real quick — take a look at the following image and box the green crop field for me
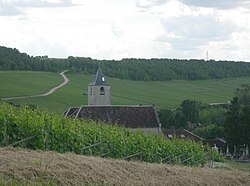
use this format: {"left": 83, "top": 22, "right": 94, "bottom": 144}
{"left": 1, "top": 71, "right": 250, "bottom": 113}
{"left": 0, "top": 71, "right": 62, "bottom": 97}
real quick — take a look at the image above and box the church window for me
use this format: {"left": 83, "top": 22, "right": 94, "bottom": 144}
{"left": 90, "top": 87, "right": 92, "bottom": 95}
{"left": 100, "top": 87, "right": 105, "bottom": 95}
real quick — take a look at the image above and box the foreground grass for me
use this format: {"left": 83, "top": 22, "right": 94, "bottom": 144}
{"left": 0, "top": 148, "right": 249, "bottom": 186}
{"left": 1, "top": 71, "right": 250, "bottom": 112}
{"left": 228, "top": 161, "right": 250, "bottom": 172}
{"left": 0, "top": 176, "right": 58, "bottom": 186}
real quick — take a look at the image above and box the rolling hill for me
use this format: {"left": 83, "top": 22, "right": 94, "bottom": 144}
{"left": 1, "top": 71, "right": 250, "bottom": 112}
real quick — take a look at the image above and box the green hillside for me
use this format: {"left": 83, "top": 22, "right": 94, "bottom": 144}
{"left": 1, "top": 46, "right": 250, "bottom": 81}
{"left": 1, "top": 71, "right": 250, "bottom": 112}
{"left": 0, "top": 71, "right": 62, "bottom": 98}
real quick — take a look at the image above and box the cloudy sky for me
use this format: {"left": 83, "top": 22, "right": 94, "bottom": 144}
{"left": 0, "top": 0, "right": 250, "bottom": 61}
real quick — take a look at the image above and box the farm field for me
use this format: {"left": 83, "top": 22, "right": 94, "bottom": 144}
{"left": 0, "top": 71, "right": 62, "bottom": 98}
{"left": 1, "top": 71, "right": 250, "bottom": 112}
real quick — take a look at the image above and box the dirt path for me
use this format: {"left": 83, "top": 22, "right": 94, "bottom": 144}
{"left": 2, "top": 70, "right": 69, "bottom": 101}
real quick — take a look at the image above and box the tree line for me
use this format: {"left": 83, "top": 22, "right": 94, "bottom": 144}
{"left": 67, "top": 57, "right": 250, "bottom": 81}
{"left": 0, "top": 46, "right": 67, "bottom": 72}
{"left": 158, "top": 84, "right": 250, "bottom": 148}
{"left": 1, "top": 46, "right": 250, "bottom": 81}
{"left": 158, "top": 100, "right": 227, "bottom": 139}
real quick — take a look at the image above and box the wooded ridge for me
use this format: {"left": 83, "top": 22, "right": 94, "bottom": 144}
{"left": 1, "top": 46, "right": 250, "bottom": 81}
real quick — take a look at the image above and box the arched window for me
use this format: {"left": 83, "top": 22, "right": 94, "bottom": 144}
{"left": 100, "top": 87, "right": 105, "bottom": 95}
{"left": 89, "top": 87, "right": 92, "bottom": 95}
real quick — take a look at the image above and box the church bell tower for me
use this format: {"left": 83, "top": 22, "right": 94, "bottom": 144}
{"left": 88, "top": 67, "right": 111, "bottom": 105}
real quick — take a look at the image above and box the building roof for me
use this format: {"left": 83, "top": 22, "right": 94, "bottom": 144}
{"left": 65, "top": 105, "right": 160, "bottom": 129}
{"left": 89, "top": 67, "right": 110, "bottom": 86}
{"left": 205, "top": 138, "right": 226, "bottom": 148}
{"left": 162, "top": 129, "right": 204, "bottom": 142}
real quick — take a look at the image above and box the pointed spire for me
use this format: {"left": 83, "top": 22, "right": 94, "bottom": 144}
{"left": 89, "top": 66, "right": 110, "bottom": 86}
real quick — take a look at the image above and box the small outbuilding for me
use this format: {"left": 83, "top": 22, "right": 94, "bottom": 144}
{"left": 205, "top": 138, "right": 226, "bottom": 153}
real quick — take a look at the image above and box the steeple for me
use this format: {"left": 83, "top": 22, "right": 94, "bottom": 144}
{"left": 89, "top": 67, "right": 110, "bottom": 86}
{"left": 88, "top": 67, "right": 111, "bottom": 106}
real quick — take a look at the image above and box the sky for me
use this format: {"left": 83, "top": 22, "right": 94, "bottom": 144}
{"left": 0, "top": 0, "right": 250, "bottom": 61}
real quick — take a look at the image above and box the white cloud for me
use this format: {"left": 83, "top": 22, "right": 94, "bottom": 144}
{"left": 156, "top": 13, "right": 246, "bottom": 59}
{"left": 111, "top": 21, "right": 124, "bottom": 38}
{"left": 136, "top": 0, "right": 169, "bottom": 8}
{"left": 136, "top": 0, "right": 250, "bottom": 9}
{"left": 0, "top": 0, "right": 75, "bottom": 16}
{"left": 0, "top": 0, "right": 250, "bottom": 62}
{"left": 161, "top": 14, "right": 237, "bottom": 39}
{"left": 0, "top": 0, "right": 21, "bottom": 16}
{"left": 179, "top": 0, "right": 250, "bottom": 9}
{"left": 5, "top": 0, "right": 73, "bottom": 7}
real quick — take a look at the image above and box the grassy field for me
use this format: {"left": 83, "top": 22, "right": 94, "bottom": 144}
{"left": 1, "top": 71, "right": 250, "bottom": 112}
{"left": 0, "top": 148, "right": 249, "bottom": 186}
{"left": 228, "top": 161, "right": 250, "bottom": 172}
{"left": 0, "top": 71, "right": 62, "bottom": 98}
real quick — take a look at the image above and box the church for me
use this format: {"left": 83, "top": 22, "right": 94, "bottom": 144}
{"left": 65, "top": 67, "right": 162, "bottom": 134}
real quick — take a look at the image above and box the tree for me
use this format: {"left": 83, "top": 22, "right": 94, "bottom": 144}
{"left": 199, "top": 106, "right": 227, "bottom": 126}
{"left": 235, "top": 83, "right": 250, "bottom": 106}
{"left": 158, "top": 109, "right": 175, "bottom": 129}
{"left": 194, "top": 124, "right": 225, "bottom": 139}
{"left": 174, "top": 109, "right": 188, "bottom": 128}
{"left": 224, "top": 84, "right": 250, "bottom": 146}
{"left": 158, "top": 108, "right": 187, "bottom": 129}
{"left": 180, "top": 99, "right": 200, "bottom": 123}
{"left": 240, "top": 104, "right": 250, "bottom": 145}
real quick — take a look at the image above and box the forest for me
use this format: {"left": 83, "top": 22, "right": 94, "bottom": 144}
{"left": 1, "top": 46, "right": 250, "bottom": 81}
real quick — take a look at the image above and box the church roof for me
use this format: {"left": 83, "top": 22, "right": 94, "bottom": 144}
{"left": 89, "top": 67, "right": 110, "bottom": 86}
{"left": 65, "top": 105, "right": 160, "bottom": 129}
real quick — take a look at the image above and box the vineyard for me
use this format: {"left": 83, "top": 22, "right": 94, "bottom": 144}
{"left": 0, "top": 102, "right": 222, "bottom": 165}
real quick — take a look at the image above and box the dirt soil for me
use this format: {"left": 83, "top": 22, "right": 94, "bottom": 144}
{"left": 0, "top": 147, "right": 249, "bottom": 185}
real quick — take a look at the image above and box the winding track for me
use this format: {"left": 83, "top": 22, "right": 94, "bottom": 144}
{"left": 2, "top": 70, "right": 69, "bottom": 101}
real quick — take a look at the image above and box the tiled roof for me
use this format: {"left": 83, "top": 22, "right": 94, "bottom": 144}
{"left": 162, "top": 129, "right": 204, "bottom": 142}
{"left": 65, "top": 105, "right": 160, "bottom": 129}
{"left": 205, "top": 138, "right": 226, "bottom": 148}
{"left": 89, "top": 67, "right": 110, "bottom": 86}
